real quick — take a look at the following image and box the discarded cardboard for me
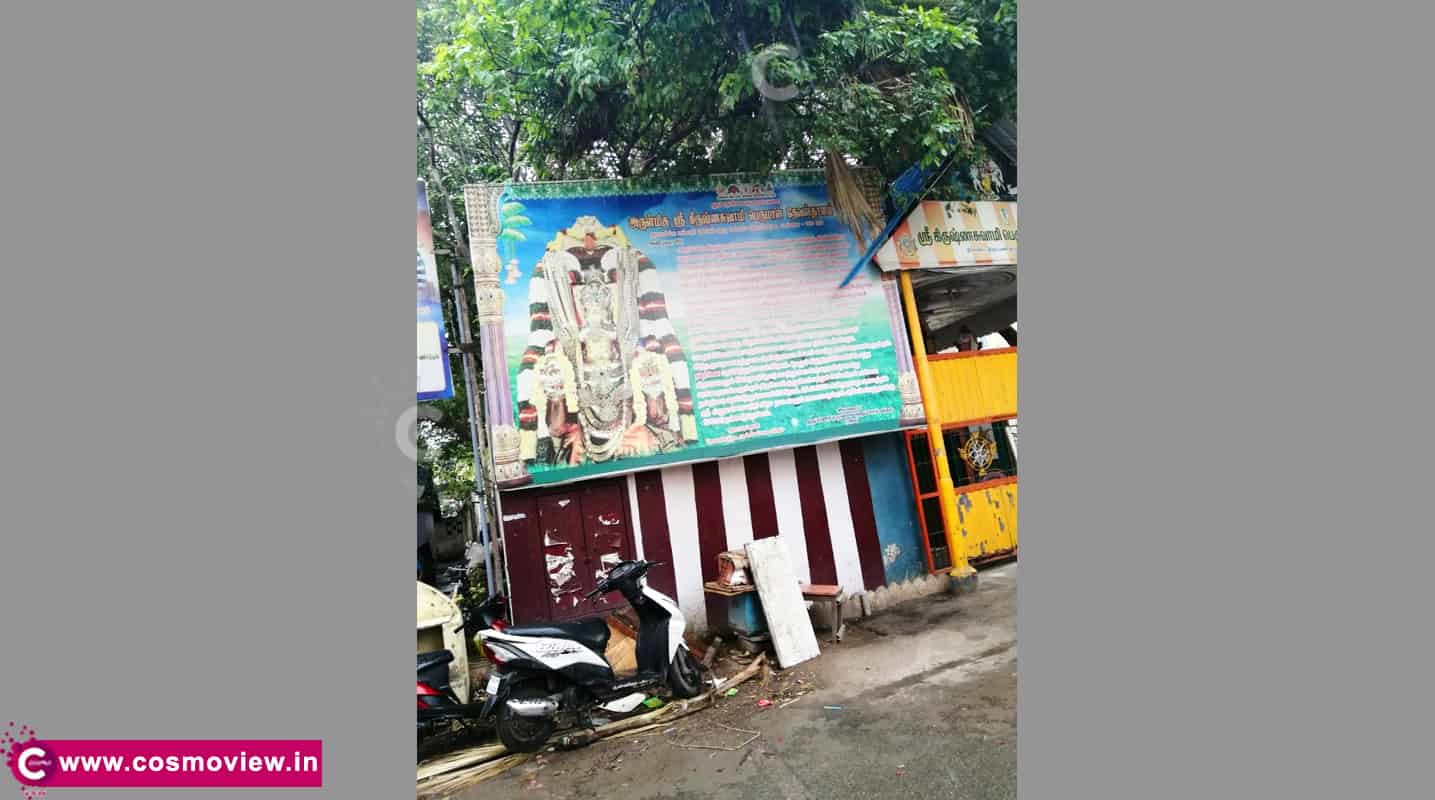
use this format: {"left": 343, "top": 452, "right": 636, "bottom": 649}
{"left": 744, "top": 537, "right": 820, "bottom": 669}
{"left": 604, "top": 618, "right": 638, "bottom": 677}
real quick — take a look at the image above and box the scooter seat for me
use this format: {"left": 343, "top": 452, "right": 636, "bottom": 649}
{"left": 504, "top": 618, "right": 611, "bottom": 655}
{"left": 417, "top": 649, "right": 454, "bottom": 672}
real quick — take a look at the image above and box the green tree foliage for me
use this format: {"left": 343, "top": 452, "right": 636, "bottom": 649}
{"left": 416, "top": 0, "right": 1016, "bottom": 504}
{"left": 420, "top": 0, "right": 1015, "bottom": 182}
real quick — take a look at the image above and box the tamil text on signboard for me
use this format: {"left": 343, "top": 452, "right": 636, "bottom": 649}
{"left": 874, "top": 200, "right": 1016, "bottom": 271}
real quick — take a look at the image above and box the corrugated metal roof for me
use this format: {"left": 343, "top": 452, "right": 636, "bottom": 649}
{"left": 981, "top": 119, "right": 1017, "bottom": 165}
{"left": 912, "top": 266, "right": 1017, "bottom": 342}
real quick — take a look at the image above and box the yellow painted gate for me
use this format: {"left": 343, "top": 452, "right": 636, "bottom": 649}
{"left": 904, "top": 348, "right": 1018, "bottom": 571}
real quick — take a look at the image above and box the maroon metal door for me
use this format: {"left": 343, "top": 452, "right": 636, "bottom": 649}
{"left": 535, "top": 492, "right": 591, "bottom": 619}
{"left": 515, "top": 478, "right": 636, "bottom": 622}
{"left": 574, "top": 481, "right": 636, "bottom": 616}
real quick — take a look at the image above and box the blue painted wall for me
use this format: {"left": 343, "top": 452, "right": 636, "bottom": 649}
{"left": 862, "top": 433, "right": 928, "bottom": 584}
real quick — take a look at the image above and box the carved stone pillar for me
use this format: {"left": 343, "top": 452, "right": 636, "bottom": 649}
{"left": 464, "top": 183, "right": 531, "bottom": 488}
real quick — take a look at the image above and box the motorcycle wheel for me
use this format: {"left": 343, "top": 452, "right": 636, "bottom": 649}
{"left": 496, "top": 685, "right": 555, "bottom": 753}
{"left": 668, "top": 646, "right": 704, "bottom": 699}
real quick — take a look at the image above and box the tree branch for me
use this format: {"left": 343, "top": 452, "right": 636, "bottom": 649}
{"left": 507, "top": 118, "right": 522, "bottom": 180}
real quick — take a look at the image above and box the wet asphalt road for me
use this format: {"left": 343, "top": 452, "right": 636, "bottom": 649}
{"left": 447, "top": 563, "right": 1017, "bottom": 800}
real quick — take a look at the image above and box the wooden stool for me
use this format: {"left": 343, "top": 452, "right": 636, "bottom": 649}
{"left": 800, "top": 583, "right": 845, "bottom": 643}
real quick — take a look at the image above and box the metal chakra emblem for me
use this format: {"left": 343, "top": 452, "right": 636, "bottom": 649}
{"left": 960, "top": 431, "right": 998, "bottom": 478}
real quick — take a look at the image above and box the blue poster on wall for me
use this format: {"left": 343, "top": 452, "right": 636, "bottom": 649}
{"left": 418, "top": 180, "right": 454, "bottom": 401}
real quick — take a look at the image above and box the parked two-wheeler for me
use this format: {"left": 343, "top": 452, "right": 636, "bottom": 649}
{"left": 417, "top": 592, "right": 508, "bottom": 741}
{"left": 477, "top": 559, "right": 704, "bottom": 752}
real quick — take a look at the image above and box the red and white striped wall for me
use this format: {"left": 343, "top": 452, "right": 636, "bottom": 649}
{"left": 623, "top": 440, "right": 889, "bottom": 631}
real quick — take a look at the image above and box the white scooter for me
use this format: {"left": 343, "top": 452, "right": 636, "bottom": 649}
{"left": 476, "top": 559, "right": 704, "bottom": 752}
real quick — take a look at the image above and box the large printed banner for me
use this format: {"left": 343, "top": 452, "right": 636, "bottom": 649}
{"left": 418, "top": 180, "right": 454, "bottom": 401}
{"left": 874, "top": 200, "right": 1017, "bottom": 271}
{"left": 464, "top": 172, "right": 923, "bottom": 488}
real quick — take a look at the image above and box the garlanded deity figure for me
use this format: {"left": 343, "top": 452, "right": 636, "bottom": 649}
{"left": 515, "top": 216, "right": 697, "bottom": 467}
{"left": 620, "top": 351, "right": 683, "bottom": 458}
{"left": 528, "top": 352, "right": 582, "bottom": 466}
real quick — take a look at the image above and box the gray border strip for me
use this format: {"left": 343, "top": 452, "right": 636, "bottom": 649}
{"left": 0, "top": 3, "right": 416, "bottom": 797}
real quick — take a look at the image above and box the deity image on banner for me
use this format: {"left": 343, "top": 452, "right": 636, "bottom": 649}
{"left": 532, "top": 352, "right": 582, "bottom": 466}
{"left": 515, "top": 216, "right": 697, "bottom": 468}
{"left": 621, "top": 350, "right": 683, "bottom": 458}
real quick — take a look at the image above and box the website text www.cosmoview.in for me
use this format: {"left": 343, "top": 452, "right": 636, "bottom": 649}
{"left": 7, "top": 739, "right": 322, "bottom": 789}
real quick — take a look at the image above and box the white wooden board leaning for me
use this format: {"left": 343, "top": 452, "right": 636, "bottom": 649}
{"left": 744, "top": 537, "right": 821, "bottom": 668}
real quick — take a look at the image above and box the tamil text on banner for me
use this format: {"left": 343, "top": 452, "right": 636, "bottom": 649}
{"left": 874, "top": 200, "right": 1016, "bottom": 271}
{"left": 418, "top": 180, "right": 455, "bottom": 401}
{"left": 464, "top": 173, "right": 925, "bottom": 489}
